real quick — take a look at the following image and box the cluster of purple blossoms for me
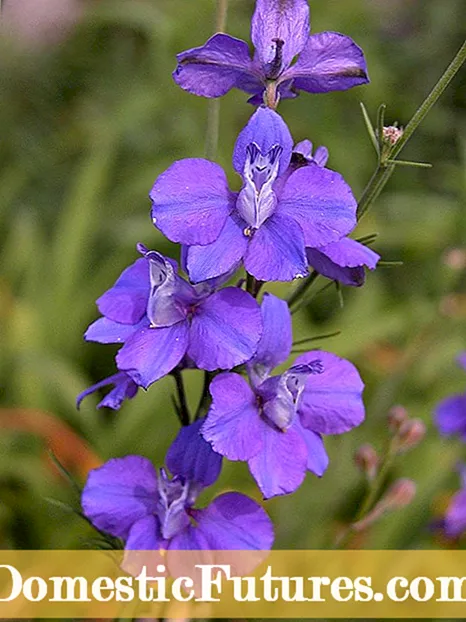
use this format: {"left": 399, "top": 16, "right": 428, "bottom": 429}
{"left": 78, "top": 0, "right": 374, "bottom": 555}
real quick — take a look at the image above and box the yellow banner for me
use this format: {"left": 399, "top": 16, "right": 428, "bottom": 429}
{"left": 1, "top": 550, "right": 466, "bottom": 618}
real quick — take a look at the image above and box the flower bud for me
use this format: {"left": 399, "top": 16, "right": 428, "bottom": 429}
{"left": 387, "top": 405, "right": 408, "bottom": 433}
{"left": 354, "top": 444, "right": 378, "bottom": 480}
{"left": 395, "top": 419, "right": 426, "bottom": 453}
{"left": 383, "top": 125, "right": 403, "bottom": 146}
{"left": 384, "top": 478, "right": 416, "bottom": 510}
{"left": 443, "top": 248, "right": 466, "bottom": 271}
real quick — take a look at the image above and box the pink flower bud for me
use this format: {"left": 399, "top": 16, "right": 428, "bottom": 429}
{"left": 396, "top": 419, "right": 426, "bottom": 453}
{"left": 387, "top": 405, "right": 408, "bottom": 433}
{"left": 385, "top": 478, "right": 417, "bottom": 509}
{"left": 354, "top": 444, "right": 379, "bottom": 480}
{"left": 383, "top": 125, "right": 403, "bottom": 146}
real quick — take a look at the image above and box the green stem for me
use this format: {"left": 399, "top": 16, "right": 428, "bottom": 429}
{"left": 195, "top": 371, "right": 213, "bottom": 420}
{"left": 357, "top": 162, "right": 395, "bottom": 220}
{"left": 287, "top": 270, "right": 318, "bottom": 309}
{"left": 172, "top": 369, "right": 190, "bottom": 427}
{"left": 389, "top": 39, "right": 466, "bottom": 161}
{"left": 204, "top": 0, "right": 230, "bottom": 160}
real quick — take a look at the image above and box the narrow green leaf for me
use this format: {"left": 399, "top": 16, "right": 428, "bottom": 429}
{"left": 360, "top": 102, "right": 379, "bottom": 155}
{"left": 293, "top": 331, "right": 342, "bottom": 347}
{"left": 47, "top": 449, "right": 82, "bottom": 498}
{"left": 379, "top": 260, "right": 404, "bottom": 267}
{"left": 376, "top": 103, "right": 387, "bottom": 146}
{"left": 387, "top": 159, "right": 433, "bottom": 168}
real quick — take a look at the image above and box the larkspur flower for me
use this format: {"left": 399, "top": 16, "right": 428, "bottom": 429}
{"left": 201, "top": 293, "right": 365, "bottom": 498}
{"left": 173, "top": 0, "right": 368, "bottom": 106}
{"left": 84, "top": 244, "right": 262, "bottom": 389}
{"left": 151, "top": 107, "right": 358, "bottom": 283}
{"left": 82, "top": 419, "right": 274, "bottom": 551}
{"left": 76, "top": 371, "right": 138, "bottom": 411}
{"left": 441, "top": 464, "right": 466, "bottom": 538}
{"left": 291, "top": 139, "right": 380, "bottom": 286}
{"left": 434, "top": 354, "right": 466, "bottom": 439}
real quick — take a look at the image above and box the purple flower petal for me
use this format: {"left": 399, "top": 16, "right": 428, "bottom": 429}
{"left": 125, "top": 515, "right": 164, "bottom": 550}
{"left": 248, "top": 421, "right": 308, "bottom": 498}
{"left": 458, "top": 353, "right": 466, "bottom": 371}
{"left": 185, "top": 215, "right": 248, "bottom": 283}
{"left": 251, "top": 0, "right": 310, "bottom": 70}
{"left": 296, "top": 351, "right": 365, "bottom": 435}
{"left": 283, "top": 32, "right": 369, "bottom": 93}
{"left": 202, "top": 373, "right": 264, "bottom": 461}
{"left": 435, "top": 395, "right": 466, "bottom": 438}
{"left": 188, "top": 288, "right": 262, "bottom": 370}
{"left": 192, "top": 492, "right": 274, "bottom": 550}
{"left": 233, "top": 107, "right": 293, "bottom": 176}
{"left": 81, "top": 456, "right": 158, "bottom": 539}
{"left": 444, "top": 489, "right": 466, "bottom": 538}
{"left": 84, "top": 317, "right": 145, "bottom": 344}
{"left": 166, "top": 419, "right": 222, "bottom": 488}
{"left": 150, "top": 158, "right": 234, "bottom": 246}
{"left": 173, "top": 33, "right": 261, "bottom": 98}
{"left": 278, "top": 165, "right": 357, "bottom": 247}
{"left": 250, "top": 293, "right": 292, "bottom": 377}
{"left": 306, "top": 238, "right": 380, "bottom": 287}
{"left": 96, "top": 258, "right": 149, "bottom": 325}
{"left": 76, "top": 372, "right": 138, "bottom": 411}
{"left": 293, "top": 140, "right": 329, "bottom": 167}
{"left": 116, "top": 321, "right": 190, "bottom": 389}
{"left": 244, "top": 213, "right": 308, "bottom": 282}
{"left": 295, "top": 419, "right": 329, "bottom": 476}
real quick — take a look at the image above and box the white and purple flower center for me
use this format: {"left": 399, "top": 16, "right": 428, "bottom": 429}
{"left": 237, "top": 142, "right": 283, "bottom": 231}
{"left": 155, "top": 469, "right": 198, "bottom": 540}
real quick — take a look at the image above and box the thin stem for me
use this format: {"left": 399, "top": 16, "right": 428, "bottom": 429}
{"left": 172, "top": 369, "right": 190, "bottom": 427}
{"left": 389, "top": 39, "right": 466, "bottom": 161}
{"left": 287, "top": 270, "right": 318, "bottom": 309}
{"left": 204, "top": 0, "right": 230, "bottom": 161}
{"left": 195, "top": 371, "right": 213, "bottom": 420}
{"left": 246, "top": 273, "right": 262, "bottom": 298}
{"left": 357, "top": 162, "right": 395, "bottom": 220}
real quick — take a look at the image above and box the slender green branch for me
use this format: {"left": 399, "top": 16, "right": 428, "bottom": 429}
{"left": 195, "top": 371, "right": 213, "bottom": 420}
{"left": 172, "top": 369, "right": 190, "bottom": 427}
{"left": 205, "top": 0, "right": 230, "bottom": 160}
{"left": 389, "top": 39, "right": 466, "bottom": 161}
{"left": 357, "top": 162, "right": 395, "bottom": 220}
{"left": 287, "top": 270, "right": 318, "bottom": 308}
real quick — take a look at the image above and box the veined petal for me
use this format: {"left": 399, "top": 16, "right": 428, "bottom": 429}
{"left": 248, "top": 420, "right": 308, "bottom": 498}
{"left": 435, "top": 395, "right": 466, "bottom": 438}
{"left": 251, "top": 0, "right": 310, "bottom": 71}
{"left": 306, "top": 238, "right": 380, "bottom": 287}
{"left": 244, "top": 213, "right": 308, "bottom": 282}
{"left": 278, "top": 164, "right": 357, "bottom": 247}
{"left": 202, "top": 373, "right": 264, "bottom": 461}
{"left": 283, "top": 32, "right": 369, "bottom": 93}
{"left": 124, "top": 515, "right": 164, "bottom": 551}
{"left": 233, "top": 107, "right": 293, "bottom": 176}
{"left": 84, "top": 317, "right": 146, "bottom": 344}
{"left": 81, "top": 456, "right": 158, "bottom": 539}
{"left": 173, "top": 33, "right": 262, "bottom": 98}
{"left": 186, "top": 215, "right": 248, "bottom": 284}
{"left": 116, "top": 321, "right": 189, "bottom": 389}
{"left": 166, "top": 419, "right": 222, "bottom": 489}
{"left": 150, "top": 159, "right": 233, "bottom": 246}
{"left": 296, "top": 351, "right": 365, "bottom": 435}
{"left": 97, "top": 258, "right": 149, "bottom": 325}
{"left": 444, "top": 489, "right": 466, "bottom": 538}
{"left": 76, "top": 371, "right": 138, "bottom": 411}
{"left": 192, "top": 492, "right": 274, "bottom": 550}
{"left": 295, "top": 418, "right": 329, "bottom": 476}
{"left": 249, "top": 293, "right": 292, "bottom": 380}
{"left": 188, "top": 288, "right": 262, "bottom": 370}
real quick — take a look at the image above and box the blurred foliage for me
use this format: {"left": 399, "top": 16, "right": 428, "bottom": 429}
{"left": 0, "top": 0, "right": 465, "bottom": 554}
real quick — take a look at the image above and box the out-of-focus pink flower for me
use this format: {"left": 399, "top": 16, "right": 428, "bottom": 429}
{"left": 1, "top": 0, "right": 83, "bottom": 47}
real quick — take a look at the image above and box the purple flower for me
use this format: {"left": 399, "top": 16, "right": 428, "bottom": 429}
{"left": 202, "top": 293, "right": 365, "bottom": 498}
{"left": 434, "top": 353, "right": 466, "bottom": 440}
{"left": 443, "top": 464, "right": 466, "bottom": 538}
{"left": 151, "top": 108, "right": 357, "bottom": 283}
{"left": 82, "top": 420, "right": 274, "bottom": 551}
{"left": 85, "top": 244, "right": 262, "bottom": 389}
{"left": 77, "top": 371, "right": 138, "bottom": 411}
{"left": 173, "top": 0, "right": 368, "bottom": 105}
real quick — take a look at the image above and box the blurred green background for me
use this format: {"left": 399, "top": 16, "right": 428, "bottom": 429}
{"left": 0, "top": 0, "right": 464, "bottom": 552}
